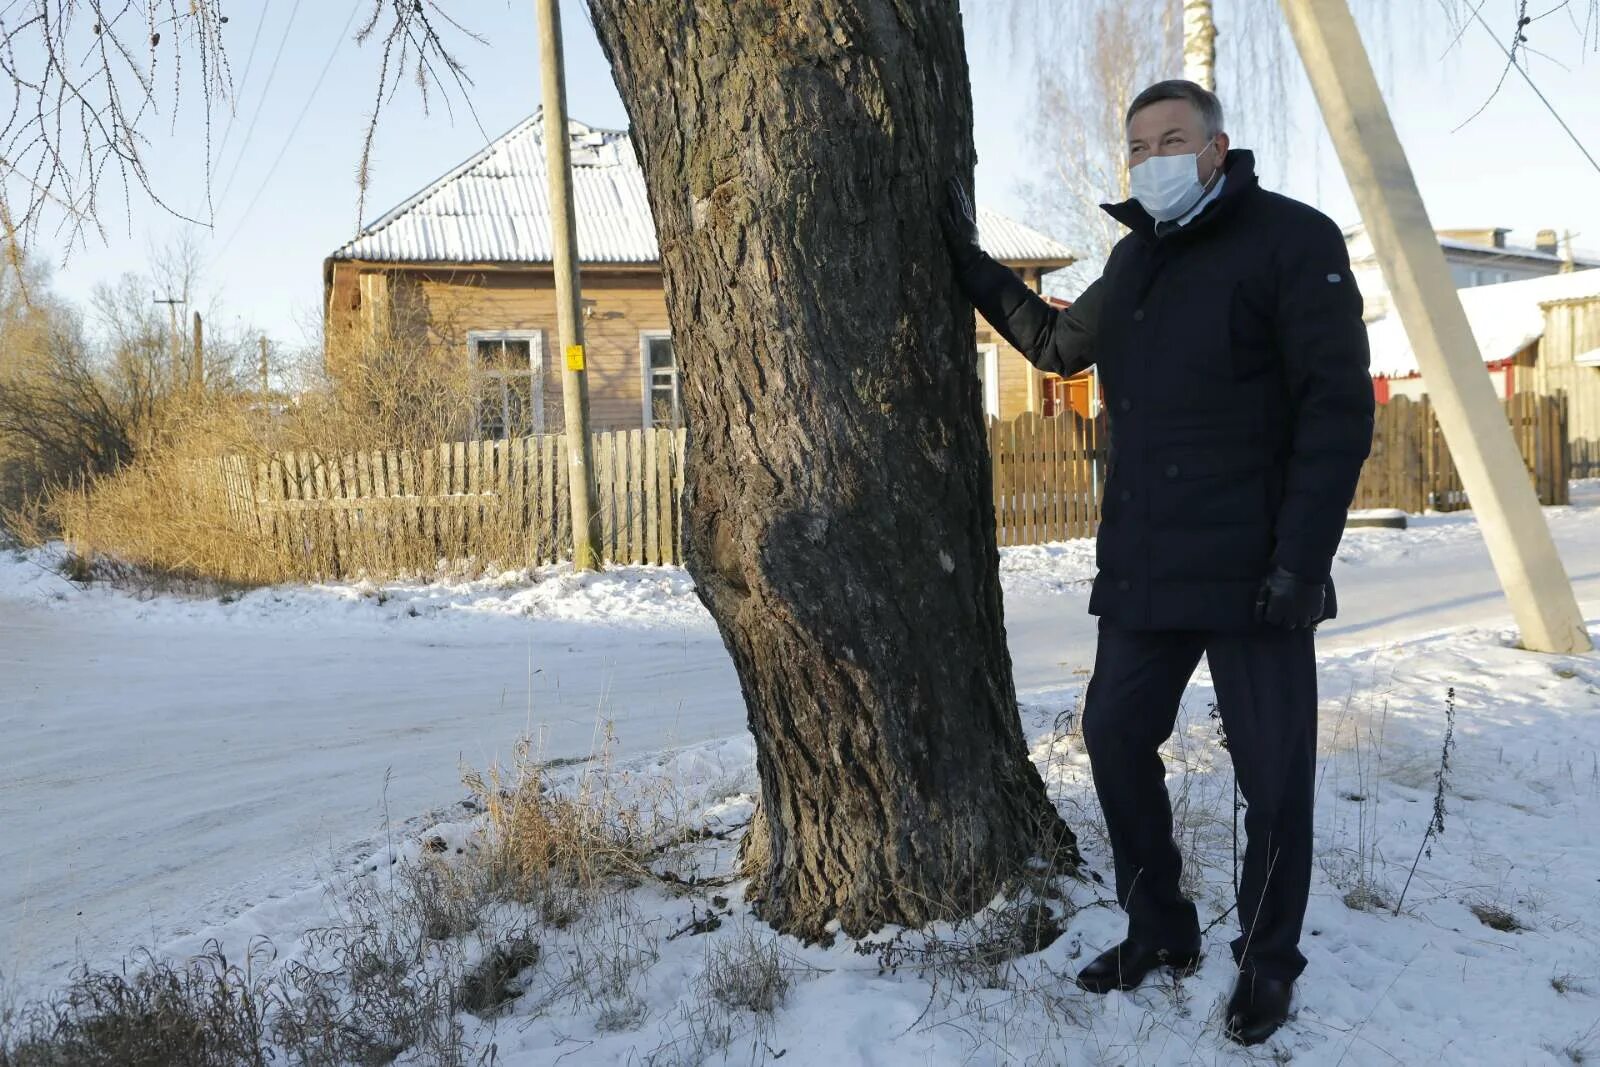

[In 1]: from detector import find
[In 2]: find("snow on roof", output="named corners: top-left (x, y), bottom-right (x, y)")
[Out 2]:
top-left (1343, 222), bottom-right (1600, 268)
top-left (1365, 268), bottom-right (1600, 379)
top-left (1577, 347), bottom-right (1600, 368)
top-left (332, 114), bottom-right (1077, 268)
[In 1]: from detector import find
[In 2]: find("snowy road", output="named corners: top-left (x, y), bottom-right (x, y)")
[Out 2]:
top-left (4, 486), bottom-right (1599, 991)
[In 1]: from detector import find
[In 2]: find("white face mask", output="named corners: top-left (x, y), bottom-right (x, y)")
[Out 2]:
top-left (1129, 139), bottom-right (1219, 222)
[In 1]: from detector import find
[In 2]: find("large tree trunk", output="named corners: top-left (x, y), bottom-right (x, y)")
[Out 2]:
top-left (586, 0), bottom-right (1077, 940)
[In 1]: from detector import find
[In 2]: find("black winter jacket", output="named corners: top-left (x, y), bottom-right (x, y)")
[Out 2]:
top-left (959, 150), bottom-right (1374, 631)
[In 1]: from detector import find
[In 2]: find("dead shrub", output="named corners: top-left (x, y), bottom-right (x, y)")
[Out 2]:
top-left (462, 736), bottom-right (653, 928)
top-left (858, 896), bottom-right (1065, 992)
top-left (0, 325), bottom-right (149, 538)
top-left (700, 928), bottom-right (792, 1015)
top-left (645, 923), bottom-right (824, 1067)
top-left (51, 323), bottom-right (552, 586)
top-left (0, 946), bottom-right (270, 1067)
top-left (457, 933), bottom-right (541, 1017)
top-left (49, 403), bottom-right (295, 588)
top-left (262, 854), bottom-right (496, 1066)
top-left (1469, 900), bottom-right (1525, 933)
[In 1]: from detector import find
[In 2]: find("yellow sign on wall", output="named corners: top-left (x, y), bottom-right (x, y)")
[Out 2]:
top-left (565, 344), bottom-right (585, 372)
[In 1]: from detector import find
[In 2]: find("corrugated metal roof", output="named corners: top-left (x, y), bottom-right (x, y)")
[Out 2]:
top-left (331, 115), bottom-right (1076, 268)
top-left (972, 207), bottom-right (1075, 264)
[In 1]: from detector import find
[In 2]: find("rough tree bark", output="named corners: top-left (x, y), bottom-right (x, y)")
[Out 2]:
top-left (585, 0), bottom-right (1078, 940)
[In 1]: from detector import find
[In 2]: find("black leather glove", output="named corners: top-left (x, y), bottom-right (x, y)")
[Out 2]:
top-left (1255, 565), bottom-right (1326, 629)
top-left (940, 177), bottom-right (985, 272)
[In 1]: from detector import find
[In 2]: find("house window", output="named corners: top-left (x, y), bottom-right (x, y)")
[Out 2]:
top-left (641, 332), bottom-right (682, 429)
top-left (469, 331), bottom-right (544, 439)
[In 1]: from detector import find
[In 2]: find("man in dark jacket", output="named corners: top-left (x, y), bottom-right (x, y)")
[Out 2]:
top-left (942, 80), bottom-right (1374, 1046)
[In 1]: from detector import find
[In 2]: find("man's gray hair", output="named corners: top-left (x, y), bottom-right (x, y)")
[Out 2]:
top-left (1125, 80), bottom-right (1225, 138)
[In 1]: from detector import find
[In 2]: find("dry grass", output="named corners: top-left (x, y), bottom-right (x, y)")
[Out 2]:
top-left (1468, 900), bottom-right (1526, 933)
top-left (462, 734), bottom-right (657, 929)
top-left (0, 948), bottom-right (271, 1067)
top-left (39, 323), bottom-right (561, 587)
top-left (644, 924), bottom-right (817, 1067)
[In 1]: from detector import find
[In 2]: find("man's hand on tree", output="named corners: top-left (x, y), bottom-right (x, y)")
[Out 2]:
top-left (1254, 565), bottom-right (1326, 629)
top-left (940, 178), bottom-right (984, 271)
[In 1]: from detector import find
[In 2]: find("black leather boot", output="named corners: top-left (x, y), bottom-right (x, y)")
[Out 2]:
top-left (1075, 938), bottom-right (1202, 994)
top-left (1224, 970), bottom-right (1294, 1045)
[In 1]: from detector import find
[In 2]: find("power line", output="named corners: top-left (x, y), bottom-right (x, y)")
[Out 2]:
top-left (214, 0), bottom-right (308, 210)
top-left (214, 0), bottom-right (275, 168)
top-left (1440, 0), bottom-right (1600, 179)
top-left (213, 0), bottom-right (364, 261)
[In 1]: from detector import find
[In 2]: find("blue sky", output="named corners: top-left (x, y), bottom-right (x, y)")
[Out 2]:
top-left (37, 0), bottom-right (1600, 351)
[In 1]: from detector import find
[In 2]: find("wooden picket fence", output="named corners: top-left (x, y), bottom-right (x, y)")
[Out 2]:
top-left (1574, 438), bottom-right (1600, 481)
top-left (986, 393), bottom-right (1570, 551)
top-left (208, 394), bottom-right (1570, 578)
top-left (1352, 392), bottom-right (1571, 512)
top-left (236, 429), bottom-right (686, 577)
top-left (988, 412), bottom-right (1107, 546)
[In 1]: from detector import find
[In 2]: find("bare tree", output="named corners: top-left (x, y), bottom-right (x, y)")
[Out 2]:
top-left (1183, 0), bottom-right (1218, 89)
top-left (1001, 0), bottom-right (1434, 298)
top-left (0, 1), bottom-right (480, 263)
top-left (1018, 0), bottom-right (1177, 293)
top-left (585, 0), bottom-right (1079, 940)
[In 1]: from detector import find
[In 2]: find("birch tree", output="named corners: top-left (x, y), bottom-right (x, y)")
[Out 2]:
top-left (1183, 0), bottom-right (1219, 90)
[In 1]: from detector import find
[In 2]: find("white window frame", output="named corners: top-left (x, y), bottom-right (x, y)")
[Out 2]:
top-left (976, 343), bottom-right (1001, 421)
top-left (467, 329), bottom-right (545, 439)
top-left (640, 330), bottom-right (681, 429)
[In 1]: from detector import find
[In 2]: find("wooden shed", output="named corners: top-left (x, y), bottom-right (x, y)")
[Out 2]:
top-left (1366, 268), bottom-right (1600, 475)
top-left (323, 114), bottom-right (1076, 436)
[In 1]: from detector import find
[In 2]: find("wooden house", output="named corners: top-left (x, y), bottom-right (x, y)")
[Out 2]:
top-left (1366, 268), bottom-right (1600, 475)
top-left (1346, 223), bottom-right (1598, 324)
top-left (323, 114), bottom-right (1078, 436)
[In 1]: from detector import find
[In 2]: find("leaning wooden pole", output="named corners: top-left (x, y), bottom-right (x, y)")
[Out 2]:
top-left (535, 0), bottom-right (602, 571)
top-left (1279, 0), bottom-right (1589, 654)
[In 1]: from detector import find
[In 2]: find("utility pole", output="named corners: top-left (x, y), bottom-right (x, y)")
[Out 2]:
top-left (259, 336), bottom-right (271, 395)
top-left (191, 311), bottom-right (204, 400)
top-left (153, 292), bottom-right (186, 390)
top-left (1279, 0), bottom-right (1590, 654)
top-left (535, 0), bottom-right (602, 571)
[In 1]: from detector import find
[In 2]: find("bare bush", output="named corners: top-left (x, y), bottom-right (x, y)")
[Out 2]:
top-left (463, 735), bottom-right (655, 930)
top-left (0, 946), bottom-right (270, 1067)
top-left (646, 923), bottom-right (812, 1067)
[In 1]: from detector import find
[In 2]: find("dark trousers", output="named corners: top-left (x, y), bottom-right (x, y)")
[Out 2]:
top-left (1081, 620), bottom-right (1317, 981)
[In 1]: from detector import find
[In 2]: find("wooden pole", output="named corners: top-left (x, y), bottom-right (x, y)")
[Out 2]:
top-left (153, 292), bottom-right (185, 391)
top-left (1279, 0), bottom-right (1590, 654)
top-left (535, 0), bottom-right (602, 571)
top-left (259, 336), bottom-right (270, 395)
top-left (191, 311), bottom-right (204, 399)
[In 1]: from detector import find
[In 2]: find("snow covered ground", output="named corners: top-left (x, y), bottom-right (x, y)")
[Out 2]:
top-left (4, 485), bottom-right (1600, 1062)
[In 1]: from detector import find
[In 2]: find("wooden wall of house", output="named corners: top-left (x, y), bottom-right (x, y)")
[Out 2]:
top-left (412, 268), bottom-right (673, 431)
top-left (980, 327), bottom-right (1042, 418)
top-left (1527, 296), bottom-right (1600, 448)
top-left (327, 264), bottom-right (673, 431)
top-left (985, 266), bottom-right (1049, 419)
top-left (327, 260), bottom-right (1065, 429)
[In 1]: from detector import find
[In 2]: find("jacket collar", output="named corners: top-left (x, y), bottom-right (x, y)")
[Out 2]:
top-left (1102, 149), bottom-right (1259, 243)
